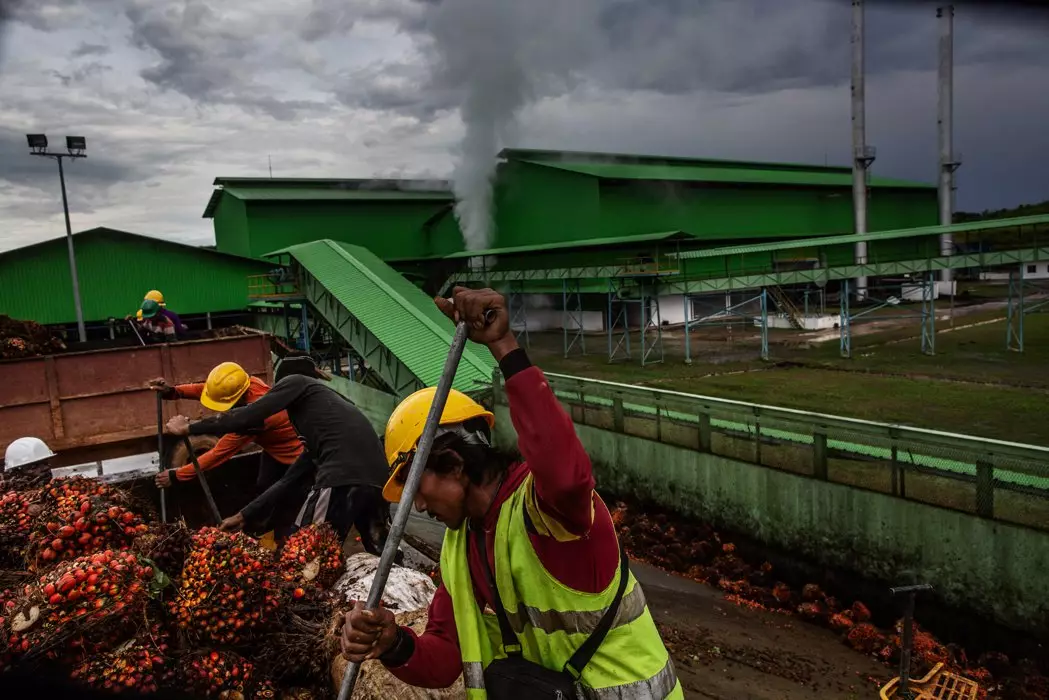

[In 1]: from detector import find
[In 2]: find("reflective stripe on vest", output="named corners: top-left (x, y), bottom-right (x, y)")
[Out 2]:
top-left (441, 475), bottom-right (683, 700)
top-left (505, 582), bottom-right (648, 636)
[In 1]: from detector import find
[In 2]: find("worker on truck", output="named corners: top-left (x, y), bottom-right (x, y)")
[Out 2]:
top-left (150, 360), bottom-right (307, 541)
top-left (164, 357), bottom-right (391, 554)
top-left (339, 288), bottom-right (681, 699)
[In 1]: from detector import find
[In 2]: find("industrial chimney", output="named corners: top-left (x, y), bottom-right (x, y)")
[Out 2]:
top-left (851, 0), bottom-right (875, 301)
top-left (938, 5), bottom-right (961, 289)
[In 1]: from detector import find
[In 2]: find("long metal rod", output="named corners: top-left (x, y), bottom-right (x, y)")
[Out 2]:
top-left (338, 321), bottom-right (470, 700)
top-left (156, 394), bottom-right (167, 523)
top-left (57, 156), bottom-right (87, 343)
top-left (128, 319), bottom-right (146, 346)
top-left (182, 437), bottom-right (222, 524)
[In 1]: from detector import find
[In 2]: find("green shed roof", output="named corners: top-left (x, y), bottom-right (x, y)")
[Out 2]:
top-left (670, 214), bottom-right (1049, 259)
top-left (501, 148), bottom-right (855, 173)
top-left (440, 230), bottom-right (695, 259)
top-left (517, 159), bottom-right (933, 190)
top-left (203, 178), bottom-right (453, 218)
top-left (271, 240), bottom-right (495, 393)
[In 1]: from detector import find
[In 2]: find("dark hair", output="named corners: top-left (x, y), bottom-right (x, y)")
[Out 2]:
top-left (397, 417), bottom-right (510, 487)
top-left (275, 355), bottom-right (328, 384)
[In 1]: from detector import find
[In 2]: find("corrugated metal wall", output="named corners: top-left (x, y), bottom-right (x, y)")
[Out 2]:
top-left (0, 230), bottom-right (275, 325)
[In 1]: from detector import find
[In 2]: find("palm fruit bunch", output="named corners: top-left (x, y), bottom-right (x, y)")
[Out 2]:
top-left (1, 549), bottom-right (154, 667)
top-left (69, 628), bottom-right (174, 694)
top-left (172, 528), bottom-right (281, 646)
top-left (131, 520), bottom-right (192, 584)
top-left (277, 523), bottom-right (343, 592)
top-left (179, 649), bottom-right (263, 698)
top-left (0, 490), bottom-right (37, 566)
top-left (28, 478), bottom-right (151, 569)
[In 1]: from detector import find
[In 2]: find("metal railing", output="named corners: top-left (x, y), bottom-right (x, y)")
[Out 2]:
top-left (493, 371), bottom-right (1049, 531)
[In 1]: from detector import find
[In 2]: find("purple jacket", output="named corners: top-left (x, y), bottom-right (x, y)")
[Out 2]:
top-left (157, 308), bottom-right (188, 338)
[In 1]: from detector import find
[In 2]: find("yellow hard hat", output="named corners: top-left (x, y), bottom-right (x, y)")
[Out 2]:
top-left (382, 388), bottom-right (494, 502)
top-left (135, 309), bottom-right (144, 321)
top-left (144, 290), bottom-right (165, 306)
top-left (201, 362), bottom-right (251, 412)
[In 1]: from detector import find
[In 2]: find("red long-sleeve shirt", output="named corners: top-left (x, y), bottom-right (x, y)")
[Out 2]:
top-left (386, 358), bottom-right (620, 688)
top-left (171, 378), bottom-right (303, 482)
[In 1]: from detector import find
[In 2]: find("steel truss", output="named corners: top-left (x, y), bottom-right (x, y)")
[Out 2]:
top-left (1006, 265), bottom-right (1049, 353)
top-left (685, 289), bottom-right (769, 363)
top-left (839, 273), bottom-right (937, 359)
top-left (562, 279), bottom-right (586, 358)
top-left (606, 279), bottom-right (663, 366)
top-left (505, 280), bottom-right (530, 349)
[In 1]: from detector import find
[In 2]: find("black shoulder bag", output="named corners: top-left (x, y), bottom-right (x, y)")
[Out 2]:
top-left (475, 527), bottom-right (630, 699)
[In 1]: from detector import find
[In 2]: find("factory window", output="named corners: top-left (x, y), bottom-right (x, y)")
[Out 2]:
top-left (1028, 265), bottom-right (1038, 274)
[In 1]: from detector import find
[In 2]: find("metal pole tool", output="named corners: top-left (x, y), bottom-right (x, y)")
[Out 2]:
top-left (183, 437), bottom-right (223, 525)
top-left (128, 319), bottom-right (146, 346)
top-left (338, 313), bottom-right (484, 700)
top-left (890, 583), bottom-right (934, 700)
top-left (156, 393), bottom-right (167, 523)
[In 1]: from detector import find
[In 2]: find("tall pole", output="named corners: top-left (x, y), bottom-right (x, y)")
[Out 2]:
top-left (851, 0), bottom-right (872, 301)
top-left (57, 157), bottom-right (87, 342)
top-left (938, 5), bottom-right (958, 286)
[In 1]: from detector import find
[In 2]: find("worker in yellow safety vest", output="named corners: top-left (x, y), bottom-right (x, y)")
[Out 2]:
top-left (340, 287), bottom-right (682, 699)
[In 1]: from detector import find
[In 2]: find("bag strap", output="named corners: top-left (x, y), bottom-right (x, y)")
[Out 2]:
top-left (474, 524), bottom-right (633, 678)
top-left (563, 544), bottom-right (630, 680)
top-left (475, 526), bottom-right (523, 656)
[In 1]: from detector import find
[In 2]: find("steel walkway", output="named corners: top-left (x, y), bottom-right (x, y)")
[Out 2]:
top-left (268, 240), bottom-right (494, 398)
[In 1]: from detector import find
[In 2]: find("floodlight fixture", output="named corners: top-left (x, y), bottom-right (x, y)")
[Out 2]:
top-left (27, 133), bottom-right (48, 153)
top-left (66, 136), bottom-right (86, 155)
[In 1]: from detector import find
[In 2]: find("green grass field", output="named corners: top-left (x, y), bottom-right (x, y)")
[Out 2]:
top-left (527, 313), bottom-right (1049, 446)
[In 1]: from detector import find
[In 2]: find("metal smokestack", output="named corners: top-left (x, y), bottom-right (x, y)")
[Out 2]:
top-left (937, 5), bottom-right (960, 286)
top-left (851, 0), bottom-right (874, 301)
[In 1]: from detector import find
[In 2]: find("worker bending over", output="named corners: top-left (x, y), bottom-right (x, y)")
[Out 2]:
top-left (165, 357), bottom-right (390, 554)
top-left (139, 299), bottom-right (187, 341)
top-left (340, 288), bottom-right (681, 699)
top-left (150, 361), bottom-right (306, 540)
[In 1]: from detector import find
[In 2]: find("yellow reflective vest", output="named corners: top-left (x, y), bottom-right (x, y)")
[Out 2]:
top-left (440, 475), bottom-right (683, 699)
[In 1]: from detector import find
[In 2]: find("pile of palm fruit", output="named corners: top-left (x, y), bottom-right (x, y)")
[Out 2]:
top-left (0, 472), bottom-right (349, 698)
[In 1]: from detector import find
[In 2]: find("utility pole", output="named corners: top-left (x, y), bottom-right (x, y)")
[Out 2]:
top-left (27, 134), bottom-right (88, 343)
top-left (938, 5), bottom-right (962, 289)
top-left (852, 0), bottom-right (876, 302)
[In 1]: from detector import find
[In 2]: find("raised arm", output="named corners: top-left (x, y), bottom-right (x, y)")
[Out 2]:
top-left (190, 375), bottom-right (306, 437)
top-left (172, 432), bottom-right (254, 482)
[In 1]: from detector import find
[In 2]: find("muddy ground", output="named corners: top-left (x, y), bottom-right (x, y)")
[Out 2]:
top-left (640, 566), bottom-right (889, 699)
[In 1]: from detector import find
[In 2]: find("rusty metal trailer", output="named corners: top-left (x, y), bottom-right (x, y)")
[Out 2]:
top-left (0, 334), bottom-right (273, 468)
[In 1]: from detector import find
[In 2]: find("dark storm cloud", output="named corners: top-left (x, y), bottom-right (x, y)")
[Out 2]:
top-left (124, 1), bottom-right (325, 120)
top-left (50, 61), bottom-right (112, 87)
top-left (71, 41), bottom-right (110, 58)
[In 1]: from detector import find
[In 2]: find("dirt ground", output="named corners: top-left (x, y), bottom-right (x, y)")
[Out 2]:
top-left (641, 567), bottom-right (889, 699)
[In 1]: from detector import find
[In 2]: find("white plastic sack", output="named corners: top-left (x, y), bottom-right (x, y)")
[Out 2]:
top-left (334, 552), bottom-right (437, 612)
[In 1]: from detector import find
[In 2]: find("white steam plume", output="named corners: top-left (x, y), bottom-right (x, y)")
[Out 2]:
top-left (424, 0), bottom-right (597, 252)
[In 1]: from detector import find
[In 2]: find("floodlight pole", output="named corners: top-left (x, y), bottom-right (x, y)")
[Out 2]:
top-left (32, 149), bottom-right (87, 342)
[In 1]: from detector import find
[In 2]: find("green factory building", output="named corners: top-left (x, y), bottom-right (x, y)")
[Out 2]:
top-left (0, 228), bottom-right (274, 330)
top-left (204, 149), bottom-right (938, 264)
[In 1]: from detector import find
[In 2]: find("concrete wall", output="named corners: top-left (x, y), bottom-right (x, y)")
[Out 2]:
top-left (490, 405), bottom-right (1049, 635)
top-left (328, 375), bottom-right (398, 434)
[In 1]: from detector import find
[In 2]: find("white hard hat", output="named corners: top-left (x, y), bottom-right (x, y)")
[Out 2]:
top-left (4, 437), bottom-right (56, 470)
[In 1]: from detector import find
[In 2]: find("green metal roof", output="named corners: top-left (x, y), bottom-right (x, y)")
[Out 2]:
top-left (441, 230), bottom-right (694, 259)
top-left (273, 240), bottom-right (494, 393)
top-left (501, 148), bottom-right (854, 174)
top-left (518, 159), bottom-right (933, 190)
top-left (670, 214), bottom-right (1049, 259)
top-left (203, 179), bottom-right (453, 218)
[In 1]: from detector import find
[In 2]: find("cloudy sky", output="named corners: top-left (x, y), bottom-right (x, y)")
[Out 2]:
top-left (0, 0), bottom-right (1046, 253)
